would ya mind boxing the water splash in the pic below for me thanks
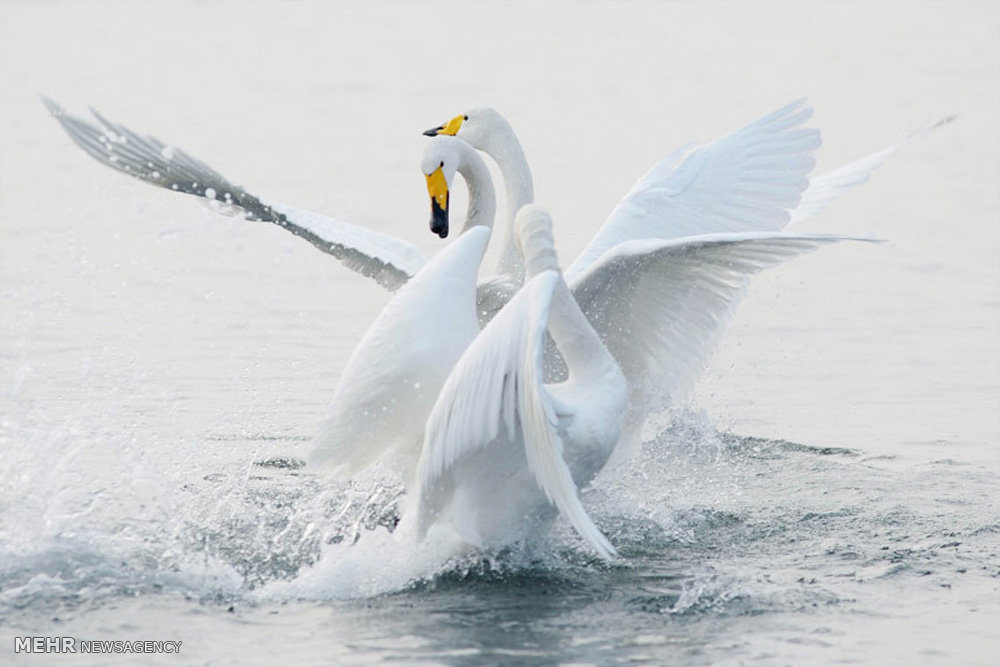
[2,402,996,619]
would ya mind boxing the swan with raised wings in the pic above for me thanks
[44,99,896,478]
[407,205,858,559]
[409,204,626,560]
[315,103,876,481]
[423,101,944,414]
[420,101,821,412]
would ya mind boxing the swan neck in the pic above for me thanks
[548,277,617,382]
[458,147,496,235]
[523,234,559,277]
[495,136,534,215]
[489,127,533,281]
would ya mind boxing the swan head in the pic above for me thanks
[421,136,462,239]
[422,107,508,151]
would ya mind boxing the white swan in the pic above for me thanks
[308,135,497,478]
[46,98,901,478]
[408,205,857,559]
[410,204,626,560]
[424,101,944,410]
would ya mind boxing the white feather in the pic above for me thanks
[569,232,870,405]
[789,115,956,225]
[414,263,619,560]
[309,138,499,480]
[565,99,820,282]
[42,97,427,291]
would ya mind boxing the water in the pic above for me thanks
[2,1,998,664]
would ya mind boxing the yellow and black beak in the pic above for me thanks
[423,114,464,137]
[425,166,450,238]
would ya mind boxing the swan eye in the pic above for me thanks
[439,161,444,168]
[463,115,468,121]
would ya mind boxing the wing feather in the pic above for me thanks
[42,97,425,291]
[570,232,870,407]
[790,115,956,225]
[416,273,559,489]
[565,99,821,283]
[414,271,615,559]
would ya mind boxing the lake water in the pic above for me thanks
[1,1,998,665]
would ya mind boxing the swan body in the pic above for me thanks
[309,226,487,476]
[309,136,497,479]
[410,205,626,559]
[407,206,860,558]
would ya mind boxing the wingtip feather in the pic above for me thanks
[40,95,62,116]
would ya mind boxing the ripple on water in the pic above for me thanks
[1,409,997,667]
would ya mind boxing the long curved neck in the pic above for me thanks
[548,279,616,383]
[484,122,533,282]
[457,142,497,236]
[523,225,616,383]
[494,134,534,217]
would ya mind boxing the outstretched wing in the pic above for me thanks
[789,115,956,225]
[414,271,615,560]
[42,98,426,291]
[566,99,820,282]
[570,232,870,407]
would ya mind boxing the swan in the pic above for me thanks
[45,98,895,476]
[42,101,512,482]
[418,101,821,417]
[407,205,858,559]
[308,135,497,478]
[409,204,626,560]
[423,101,948,412]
